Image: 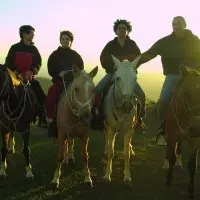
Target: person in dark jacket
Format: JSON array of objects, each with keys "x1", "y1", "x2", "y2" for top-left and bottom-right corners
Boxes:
[
  {"x1": 4, "y1": 25, "x2": 47, "y2": 126},
  {"x1": 45, "y1": 30, "x2": 84, "y2": 126},
  {"x1": 137, "y1": 16, "x2": 200, "y2": 145},
  {"x1": 95, "y1": 19, "x2": 146, "y2": 128}
]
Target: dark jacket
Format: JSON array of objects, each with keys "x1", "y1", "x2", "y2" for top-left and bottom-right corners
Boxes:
[
  {"x1": 147, "y1": 29, "x2": 200, "y2": 75},
  {"x1": 47, "y1": 47, "x2": 84, "y2": 82},
  {"x1": 100, "y1": 37, "x2": 141, "y2": 73},
  {"x1": 5, "y1": 41, "x2": 42, "y2": 73}
]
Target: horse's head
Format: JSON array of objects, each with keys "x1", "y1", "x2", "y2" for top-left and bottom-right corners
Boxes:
[
  {"x1": 112, "y1": 55, "x2": 140, "y2": 113},
  {"x1": 69, "y1": 65, "x2": 98, "y2": 120},
  {"x1": 179, "y1": 66, "x2": 200, "y2": 117},
  {"x1": 0, "y1": 64, "x2": 10, "y2": 100}
]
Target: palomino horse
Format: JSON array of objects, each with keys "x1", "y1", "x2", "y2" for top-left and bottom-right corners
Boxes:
[
  {"x1": 52, "y1": 65, "x2": 98, "y2": 188},
  {"x1": 0, "y1": 65, "x2": 36, "y2": 179},
  {"x1": 164, "y1": 66, "x2": 200, "y2": 199},
  {"x1": 103, "y1": 55, "x2": 141, "y2": 186}
]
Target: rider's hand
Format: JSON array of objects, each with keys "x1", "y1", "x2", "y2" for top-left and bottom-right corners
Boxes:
[
  {"x1": 32, "y1": 68, "x2": 38, "y2": 75},
  {"x1": 59, "y1": 71, "x2": 66, "y2": 77}
]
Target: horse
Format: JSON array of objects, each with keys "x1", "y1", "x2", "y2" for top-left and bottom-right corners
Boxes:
[
  {"x1": 0, "y1": 65, "x2": 36, "y2": 179},
  {"x1": 164, "y1": 66, "x2": 200, "y2": 199},
  {"x1": 51, "y1": 65, "x2": 98, "y2": 188},
  {"x1": 7, "y1": 102, "x2": 47, "y2": 154},
  {"x1": 102, "y1": 55, "x2": 141, "y2": 186}
]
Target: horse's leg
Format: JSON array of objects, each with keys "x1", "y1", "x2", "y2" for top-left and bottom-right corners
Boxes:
[
  {"x1": 129, "y1": 143, "x2": 135, "y2": 156},
  {"x1": 81, "y1": 135, "x2": 92, "y2": 187},
  {"x1": 103, "y1": 126, "x2": 116, "y2": 183},
  {"x1": 52, "y1": 128, "x2": 66, "y2": 188},
  {"x1": 22, "y1": 131, "x2": 34, "y2": 179},
  {"x1": 0, "y1": 128, "x2": 9, "y2": 177},
  {"x1": 64, "y1": 138, "x2": 75, "y2": 165},
  {"x1": 8, "y1": 132, "x2": 15, "y2": 154},
  {"x1": 175, "y1": 140, "x2": 182, "y2": 169},
  {"x1": 103, "y1": 128, "x2": 109, "y2": 162},
  {"x1": 165, "y1": 140, "x2": 177, "y2": 186},
  {"x1": 123, "y1": 130, "x2": 132, "y2": 186},
  {"x1": 187, "y1": 148, "x2": 198, "y2": 199}
]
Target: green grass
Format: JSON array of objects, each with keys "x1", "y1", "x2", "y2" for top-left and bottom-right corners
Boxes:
[{"x1": 0, "y1": 104, "x2": 200, "y2": 200}]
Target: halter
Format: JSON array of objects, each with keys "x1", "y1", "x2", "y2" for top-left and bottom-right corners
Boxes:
[
  {"x1": 62, "y1": 71, "x2": 94, "y2": 118},
  {"x1": 171, "y1": 78, "x2": 200, "y2": 134}
]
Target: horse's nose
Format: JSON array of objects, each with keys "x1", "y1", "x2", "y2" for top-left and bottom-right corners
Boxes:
[
  {"x1": 122, "y1": 101, "x2": 133, "y2": 113},
  {"x1": 79, "y1": 107, "x2": 91, "y2": 118}
]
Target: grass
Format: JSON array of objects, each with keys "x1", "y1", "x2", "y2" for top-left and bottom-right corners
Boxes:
[{"x1": 0, "y1": 104, "x2": 200, "y2": 200}]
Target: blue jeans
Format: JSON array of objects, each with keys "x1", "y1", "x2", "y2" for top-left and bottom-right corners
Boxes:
[
  {"x1": 95, "y1": 73, "x2": 146, "y2": 117},
  {"x1": 158, "y1": 74, "x2": 181, "y2": 121},
  {"x1": 95, "y1": 73, "x2": 114, "y2": 94}
]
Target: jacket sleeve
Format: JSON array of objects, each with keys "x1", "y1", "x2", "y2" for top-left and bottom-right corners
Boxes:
[
  {"x1": 137, "y1": 39, "x2": 161, "y2": 67},
  {"x1": 100, "y1": 42, "x2": 115, "y2": 73},
  {"x1": 73, "y1": 51, "x2": 84, "y2": 70},
  {"x1": 32, "y1": 47, "x2": 42, "y2": 72},
  {"x1": 4, "y1": 45, "x2": 17, "y2": 71},
  {"x1": 47, "y1": 52, "x2": 59, "y2": 78}
]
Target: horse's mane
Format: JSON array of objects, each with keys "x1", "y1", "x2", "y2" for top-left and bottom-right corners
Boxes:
[{"x1": 185, "y1": 67, "x2": 200, "y2": 76}]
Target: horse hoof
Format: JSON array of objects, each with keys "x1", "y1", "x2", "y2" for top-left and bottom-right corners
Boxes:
[
  {"x1": 26, "y1": 175, "x2": 34, "y2": 181},
  {"x1": 188, "y1": 196, "x2": 195, "y2": 200},
  {"x1": 124, "y1": 179, "x2": 132, "y2": 188},
  {"x1": 165, "y1": 180, "x2": 172, "y2": 187},
  {"x1": 84, "y1": 181, "x2": 93, "y2": 188},
  {"x1": 0, "y1": 174, "x2": 7, "y2": 180},
  {"x1": 68, "y1": 158, "x2": 75, "y2": 166},
  {"x1": 102, "y1": 177, "x2": 111, "y2": 184},
  {"x1": 8, "y1": 149, "x2": 15, "y2": 154},
  {"x1": 50, "y1": 181, "x2": 59, "y2": 190}
]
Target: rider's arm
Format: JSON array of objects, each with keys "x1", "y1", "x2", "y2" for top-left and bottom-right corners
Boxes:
[
  {"x1": 100, "y1": 42, "x2": 115, "y2": 73},
  {"x1": 31, "y1": 46, "x2": 42, "y2": 75},
  {"x1": 47, "y1": 52, "x2": 58, "y2": 79},
  {"x1": 137, "y1": 39, "x2": 162, "y2": 68},
  {"x1": 5, "y1": 45, "x2": 17, "y2": 72},
  {"x1": 73, "y1": 51, "x2": 84, "y2": 70}
]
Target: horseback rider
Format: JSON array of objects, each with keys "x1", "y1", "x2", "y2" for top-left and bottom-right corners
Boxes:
[
  {"x1": 4, "y1": 25, "x2": 47, "y2": 127},
  {"x1": 136, "y1": 16, "x2": 200, "y2": 145},
  {"x1": 45, "y1": 30, "x2": 84, "y2": 136},
  {"x1": 95, "y1": 19, "x2": 146, "y2": 128}
]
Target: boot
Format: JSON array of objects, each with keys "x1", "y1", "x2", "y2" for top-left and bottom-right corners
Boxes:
[{"x1": 47, "y1": 119, "x2": 58, "y2": 139}]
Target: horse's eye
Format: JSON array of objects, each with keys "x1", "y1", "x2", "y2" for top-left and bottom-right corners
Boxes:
[{"x1": 75, "y1": 88, "x2": 79, "y2": 92}]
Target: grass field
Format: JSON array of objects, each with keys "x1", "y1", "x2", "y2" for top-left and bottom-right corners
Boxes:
[{"x1": 0, "y1": 103, "x2": 200, "y2": 200}]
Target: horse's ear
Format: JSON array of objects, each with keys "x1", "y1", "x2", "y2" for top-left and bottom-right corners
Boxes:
[
  {"x1": 132, "y1": 55, "x2": 141, "y2": 69},
  {"x1": 112, "y1": 55, "x2": 120, "y2": 68},
  {"x1": 89, "y1": 66, "x2": 98, "y2": 78},
  {"x1": 180, "y1": 65, "x2": 190, "y2": 77},
  {"x1": 72, "y1": 64, "x2": 81, "y2": 77}
]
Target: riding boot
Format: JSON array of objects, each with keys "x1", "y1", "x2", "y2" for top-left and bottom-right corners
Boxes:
[{"x1": 48, "y1": 119, "x2": 58, "y2": 139}]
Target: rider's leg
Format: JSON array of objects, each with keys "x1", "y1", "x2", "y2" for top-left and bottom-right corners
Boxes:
[
  {"x1": 157, "y1": 74, "x2": 181, "y2": 145},
  {"x1": 134, "y1": 83, "x2": 146, "y2": 126}
]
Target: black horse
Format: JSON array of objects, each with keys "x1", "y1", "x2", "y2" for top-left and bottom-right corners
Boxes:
[{"x1": 0, "y1": 65, "x2": 36, "y2": 179}]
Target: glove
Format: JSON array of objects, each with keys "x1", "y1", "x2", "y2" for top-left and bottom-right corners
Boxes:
[{"x1": 59, "y1": 71, "x2": 66, "y2": 77}]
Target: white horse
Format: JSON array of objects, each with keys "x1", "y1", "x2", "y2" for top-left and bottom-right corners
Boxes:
[{"x1": 103, "y1": 55, "x2": 141, "y2": 186}]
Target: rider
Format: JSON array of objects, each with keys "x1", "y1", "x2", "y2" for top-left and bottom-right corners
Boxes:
[
  {"x1": 136, "y1": 16, "x2": 200, "y2": 145},
  {"x1": 4, "y1": 25, "x2": 47, "y2": 126},
  {"x1": 45, "y1": 30, "x2": 84, "y2": 136},
  {"x1": 95, "y1": 19, "x2": 146, "y2": 128}
]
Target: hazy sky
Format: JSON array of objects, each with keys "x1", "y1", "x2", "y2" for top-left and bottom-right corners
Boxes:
[{"x1": 0, "y1": 0, "x2": 199, "y2": 78}]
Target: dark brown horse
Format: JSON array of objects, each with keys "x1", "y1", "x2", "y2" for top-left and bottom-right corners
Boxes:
[
  {"x1": 164, "y1": 66, "x2": 200, "y2": 199},
  {"x1": 0, "y1": 65, "x2": 36, "y2": 179}
]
